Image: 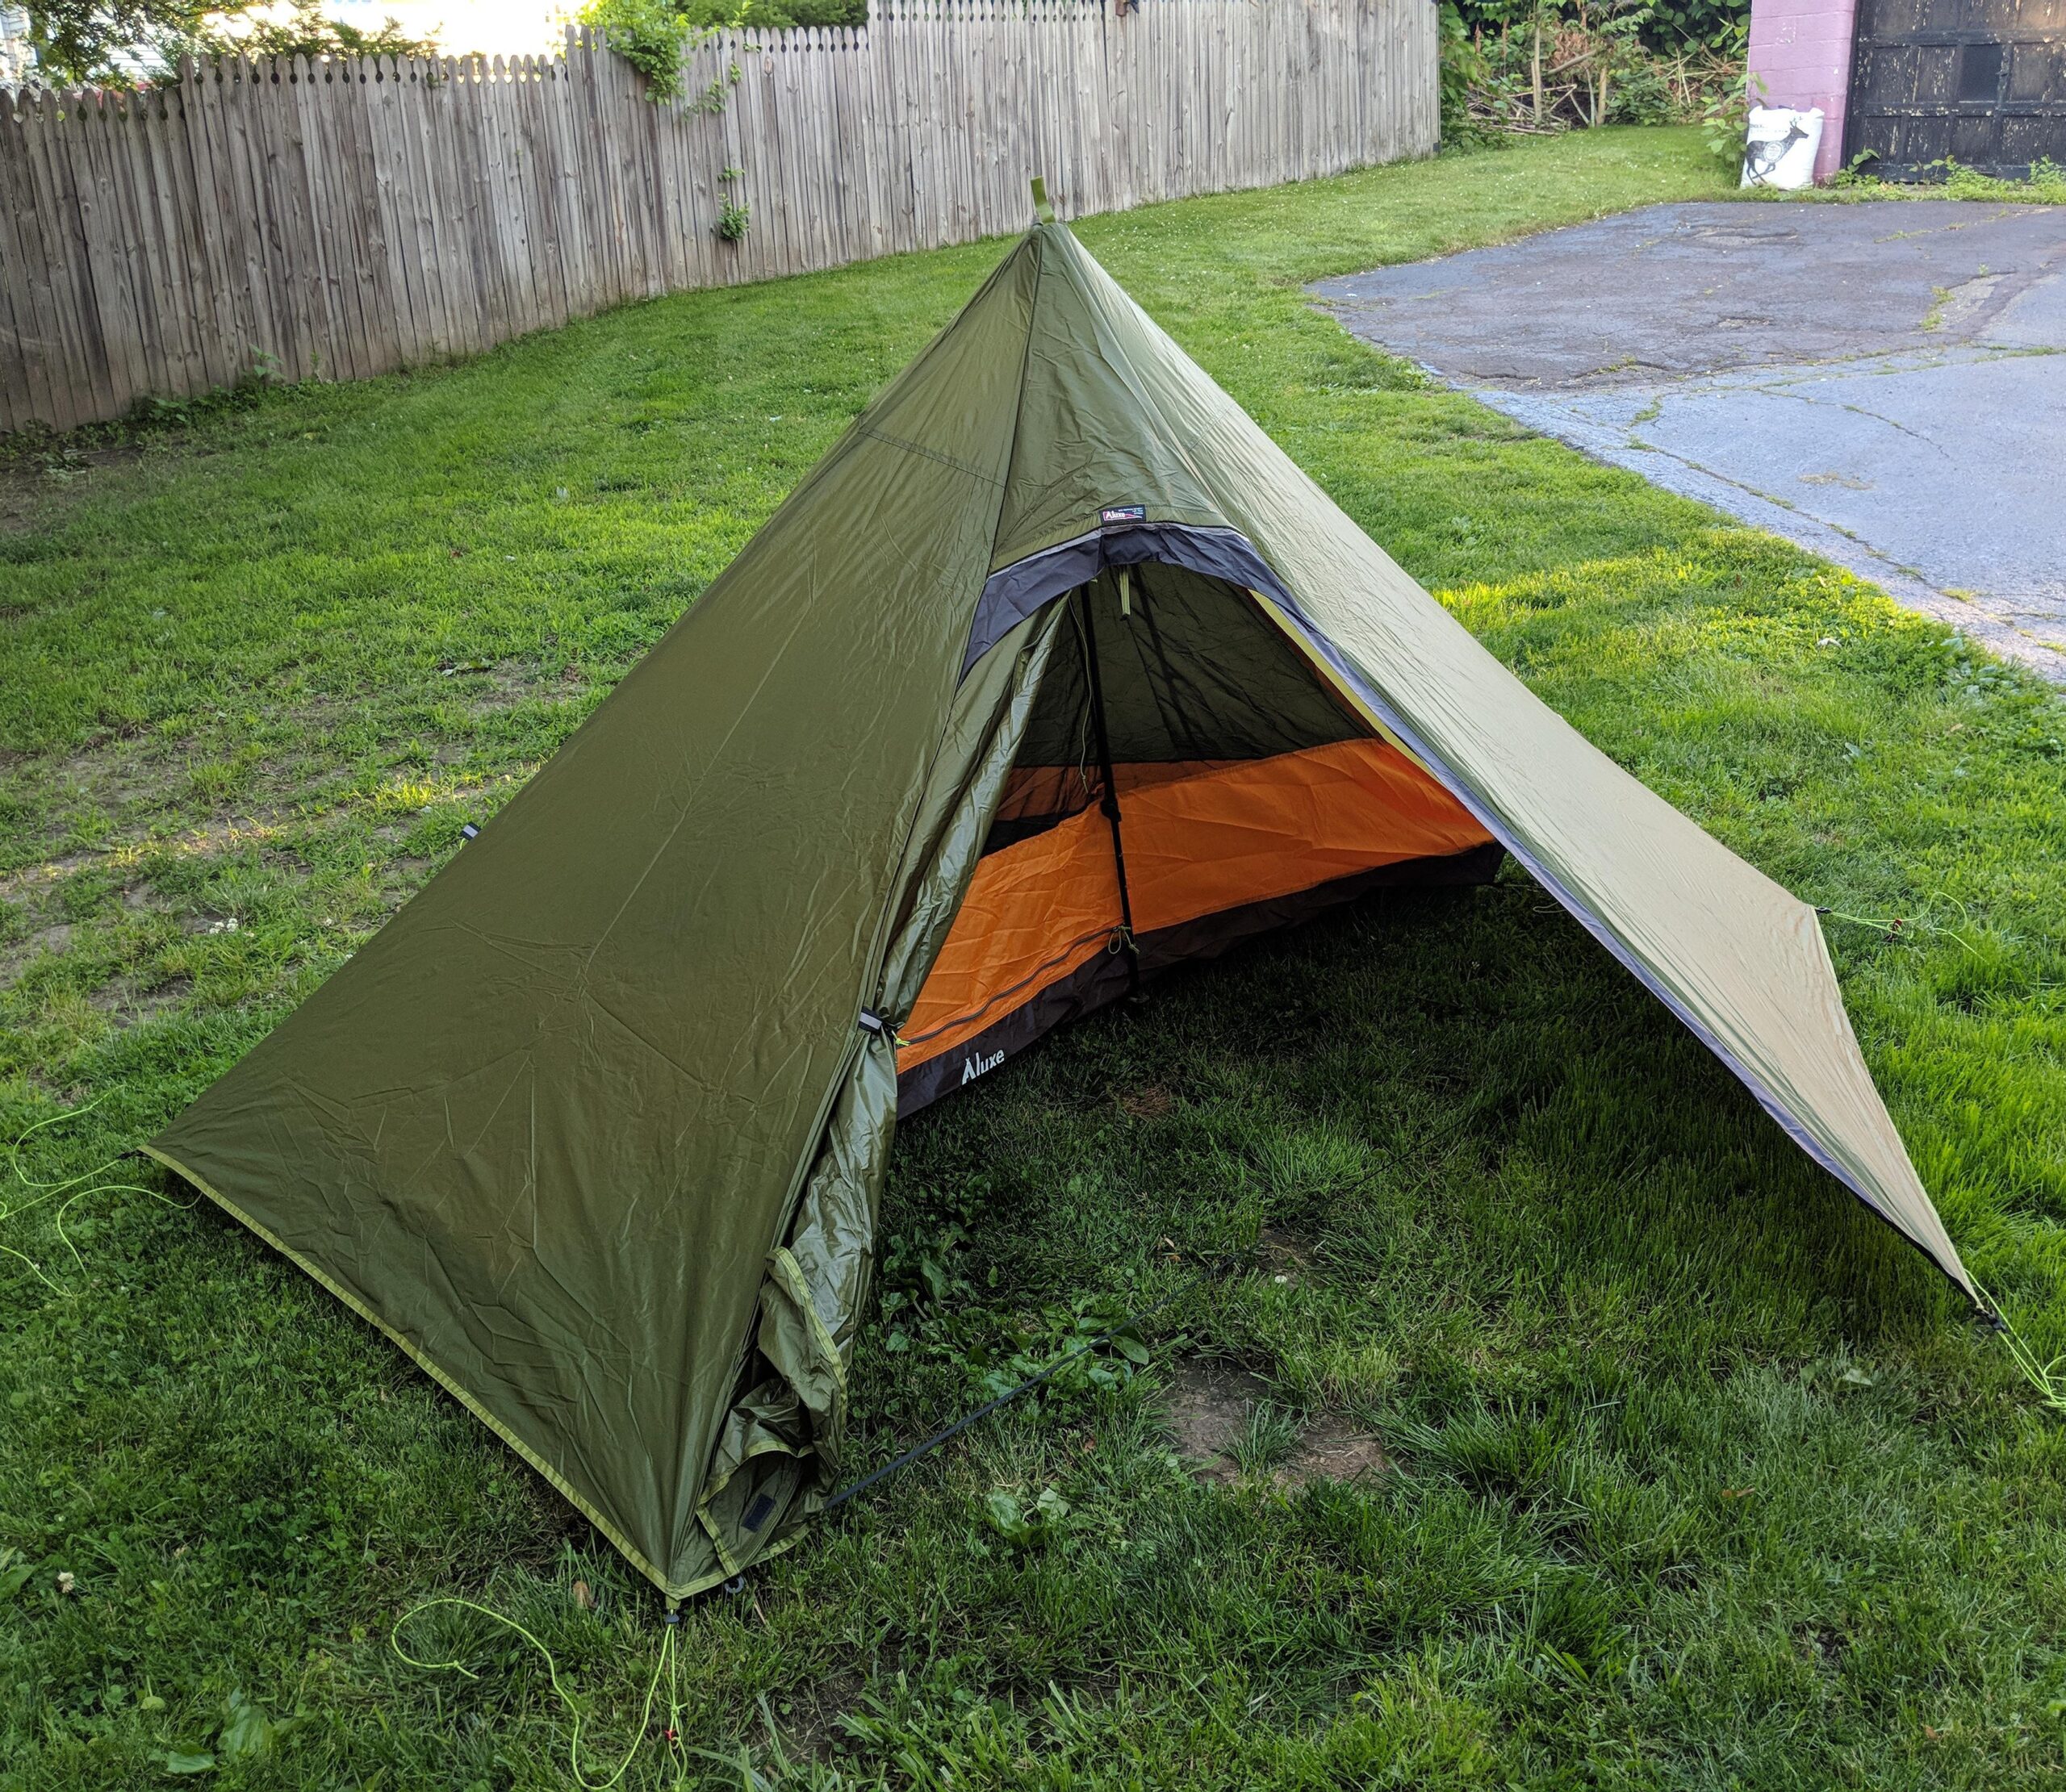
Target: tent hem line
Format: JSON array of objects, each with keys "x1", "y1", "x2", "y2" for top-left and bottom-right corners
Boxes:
[
  {"x1": 134, "y1": 1141, "x2": 709, "y2": 1602},
  {"x1": 1250, "y1": 604, "x2": 1988, "y2": 1316}
]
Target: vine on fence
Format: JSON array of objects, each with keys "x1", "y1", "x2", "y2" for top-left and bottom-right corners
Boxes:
[
  {"x1": 576, "y1": 0, "x2": 859, "y2": 103},
  {"x1": 692, "y1": 61, "x2": 743, "y2": 113},
  {"x1": 717, "y1": 165, "x2": 751, "y2": 240},
  {"x1": 577, "y1": 0, "x2": 713, "y2": 102}
]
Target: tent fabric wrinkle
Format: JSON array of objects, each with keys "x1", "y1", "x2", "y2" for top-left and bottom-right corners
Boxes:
[{"x1": 148, "y1": 215, "x2": 1978, "y2": 1605}]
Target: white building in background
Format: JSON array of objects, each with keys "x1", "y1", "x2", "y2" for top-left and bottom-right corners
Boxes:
[
  {"x1": 1, "y1": 3, "x2": 36, "y2": 86},
  {"x1": 0, "y1": 0, "x2": 571, "y2": 85},
  {"x1": 323, "y1": 0, "x2": 571, "y2": 56}
]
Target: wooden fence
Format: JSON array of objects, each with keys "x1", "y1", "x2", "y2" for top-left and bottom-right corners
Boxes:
[{"x1": 0, "y1": 0, "x2": 1437, "y2": 434}]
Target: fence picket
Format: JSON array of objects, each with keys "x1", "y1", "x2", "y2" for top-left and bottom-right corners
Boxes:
[
  {"x1": 0, "y1": 90, "x2": 51, "y2": 428},
  {"x1": 1, "y1": 0, "x2": 1431, "y2": 432}
]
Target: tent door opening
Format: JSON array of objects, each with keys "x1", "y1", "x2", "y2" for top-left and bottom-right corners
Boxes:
[{"x1": 893, "y1": 558, "x2": 1504, "y2": 1116}]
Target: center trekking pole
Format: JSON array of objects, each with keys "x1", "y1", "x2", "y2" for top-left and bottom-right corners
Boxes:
[{"x1": 1077, "y1": 580, "x2": 1142, "y2": 998}]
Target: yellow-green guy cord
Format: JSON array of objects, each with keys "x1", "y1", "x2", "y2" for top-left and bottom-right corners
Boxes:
[
  {"x1": 1817, "y1": 905, "x2": 1981, "y2": 956},
  {"x1": 1974, "y1": 1284, "x2": 2066, "y2": 1416},
  {"x1": 391, "y1": 1596, "x2": 683, "y2": 1791},
  {"x1": 2, "y1": 1096, "x2": 194, "y2": 1289}
]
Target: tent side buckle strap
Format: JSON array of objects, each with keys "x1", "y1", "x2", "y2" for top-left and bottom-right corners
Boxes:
[{"x1": 860, "y1": 1006, "x2": 910, "y2": 1049}]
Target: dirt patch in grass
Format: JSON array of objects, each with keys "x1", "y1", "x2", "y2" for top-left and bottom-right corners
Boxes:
[
  {"x1": 1796, "y1": 1623, "x2": 1846, "y2": 1671},
  {"x1": 0, "y1": 820, "x2": 292, "y2": 902},
  {"x1": 432, "y1": 657, "x2": 567, "y2": 716},
  {"x1": 1281, "y1": 1412, "x2": 1388, "y2": 1485},
  {"x1": 1158, "y1": 1356, "x2": 1385, "y2": 1489},
  {"x1": 0, "y1": 850, "x2": 109, "y2": 903},
  {"x1": 0, "y1": 921, "x2": 74, "y2": 994},
  {"x1": 0, "y1": 732, "x2": 211, "y2": 881},
  {"x1": 772, "y1": 1666, "x2": 866, "y2": 1765},
  {"x1": 1161, "y1": 1357, "x2": 1275, "y2": 1485},
  {"x1": 1255, "y1": 1226, "x2": 1315, "y2": 1287},
  {"x1": 88, "y1": 971, "x2": 194, "y2": 1023},
  {"x1": 0, "y1": 441, "x2": 147, "y2": 534},
  {"x1": 18, "y1": 921, "x2": 72, "y2": 959},
  {"x1": 1116, "y1": 1083, "x2": 1175, "y2": 1121}
]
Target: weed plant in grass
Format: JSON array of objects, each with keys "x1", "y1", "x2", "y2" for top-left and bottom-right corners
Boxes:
[
  {"x1": 1808, "y1": 157, "x2": 2066, "y2": 204},
  {"x1": 3, "y1": 127, "x2": 2064, "y2": 1788}
]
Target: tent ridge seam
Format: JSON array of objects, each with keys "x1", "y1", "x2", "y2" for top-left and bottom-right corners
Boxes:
[
  {"x1": 701, "y1": 241, "x2": 1054, "y2": 1585},
  {"x1": 980, "y1": 230, "x2": 1054, "y2": 623}
]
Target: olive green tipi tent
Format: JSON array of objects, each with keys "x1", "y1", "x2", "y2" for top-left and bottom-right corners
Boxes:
[{"x1": 146, "y1": 207, "x2": 1977, "y2": 1602}]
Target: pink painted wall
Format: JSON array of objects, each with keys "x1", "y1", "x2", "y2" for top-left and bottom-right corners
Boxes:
[{"x1": 1747, "y1": 0, "x2": 1860, "y2": 178}]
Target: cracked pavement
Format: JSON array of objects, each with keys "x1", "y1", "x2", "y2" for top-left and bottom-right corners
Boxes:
[{"x1": 1314, "y1": 201, "x2": 2066, "y2": 680}]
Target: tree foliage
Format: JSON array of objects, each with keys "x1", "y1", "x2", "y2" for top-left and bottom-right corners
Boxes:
[
  {"x1": 22, "y1": 0, "x2": 439, "y2": 85},
  {"x1": 577, "y1": 0, "x2": 862, "y2": 102},
  {"x1": 1448, "y1": 0, "x2": 1746, "y2": 55},
  {"x1": 210, "y1": 2, "x2": 440, "y2": 62},
  {"x1": 677, "y1": 0, "x2": 867, "y2": 25},
  {"x1": 21, "y1": 0, "x2": 240, "y2": 84}
]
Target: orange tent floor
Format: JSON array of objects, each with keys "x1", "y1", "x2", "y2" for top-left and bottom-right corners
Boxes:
[{"x1": 894, "y1": 737, "x2": 1499, "y2": 1114}]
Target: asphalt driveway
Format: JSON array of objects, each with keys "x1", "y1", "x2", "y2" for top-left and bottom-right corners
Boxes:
[{"x1": 1314, "y1": 201, "x2": 2066, "y2": 679}]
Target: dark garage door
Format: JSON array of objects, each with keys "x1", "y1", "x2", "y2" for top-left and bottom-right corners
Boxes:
[{"x1": 1846, "y1": 0, "x2": 2066, "y2": 178}]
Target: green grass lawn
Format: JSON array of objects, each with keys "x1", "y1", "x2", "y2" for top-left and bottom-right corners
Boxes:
[{"x1": 5, "y1": 125, "x2": 2066, "y2": 1789}]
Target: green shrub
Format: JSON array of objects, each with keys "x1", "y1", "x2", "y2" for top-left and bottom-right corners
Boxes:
[
  {"x1": 579, "y1": 0, "x2": 864, "y2": 100},
  {"x1": 1445, "y1": 1, "x2": 1746, "y2": 140},
  {"x1": 576, "y1": 0, "x2": 706, "y2": 99},
  {"x1": 1700, "y1": 31, "x2": 1759, "y2": 173},
  {"x1": 1450, "y1": 0, "x2": 1747, "y2": 56},
  {"x1": 1438, "y1": 3, "x2": 1512, "y2": 149},
  {"x1": 680, "y1": 0, "x2": 867, "y2": 24},
  {"x1": 1604, "y1": 43, "x2": 1677, "y2": 123}
]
